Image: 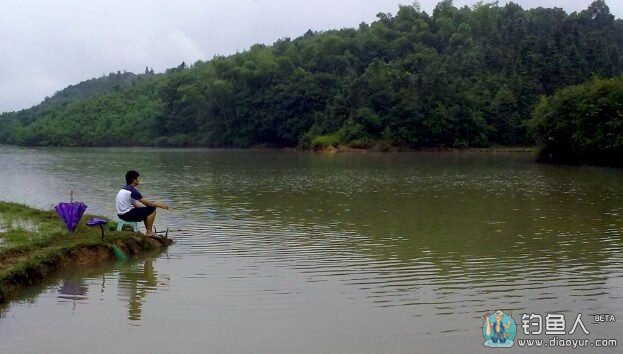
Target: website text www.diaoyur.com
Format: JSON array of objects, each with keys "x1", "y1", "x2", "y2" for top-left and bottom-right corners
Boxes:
[{"x1": 516, "y1": 337, "x2": 618, "y2": 349}]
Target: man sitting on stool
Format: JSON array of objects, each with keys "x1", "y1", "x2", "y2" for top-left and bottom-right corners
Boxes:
[{"x1": 116, "y1": 170, "x2": 169, "y2": 237}]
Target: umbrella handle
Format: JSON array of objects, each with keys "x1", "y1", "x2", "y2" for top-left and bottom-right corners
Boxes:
[
  {"x1": 69, "y1": 190, "x2": 74, "y2": 203},
  {"x1": 99, "y1": 224, "x2": 105, "y2": 241}
]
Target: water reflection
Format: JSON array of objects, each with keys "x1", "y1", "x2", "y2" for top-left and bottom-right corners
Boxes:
[
  {"x1": 0, "y1": 252, "x2": 169, "y2": 324},
  {"x1": 58, "y1": 279, "x2": 88, "y2": 310},
  {"x1": 0, "y1": 146, "x2": 622, "y2": 353},
  {"x1": 118, "y1": 257, "x2": 167, "y2": 321},
  {"x1": 158, "y1": 151, "x2": 623, "y2": 318}
]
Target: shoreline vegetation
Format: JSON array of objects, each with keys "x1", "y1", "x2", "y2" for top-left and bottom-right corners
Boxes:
[
  {"x1": 0, "y1": 1, "x2": 621, "y2": 167},
  {"x1": 529, "y1": 76, "x2": 623, "y2": 167},
  {"x1": 0, "y1": 202, "x2": 172, "y2": 304},
  {"x1": 307, "y1": 144, "x2": 537, "y2": 154}
]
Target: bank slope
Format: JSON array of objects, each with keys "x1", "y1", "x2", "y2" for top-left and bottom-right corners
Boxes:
[{"x1": 0, "y1": 202, "x2": 172, "y2": 304}]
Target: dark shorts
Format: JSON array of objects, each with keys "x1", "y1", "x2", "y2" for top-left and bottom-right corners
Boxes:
[{"x1": 118, "y1": 206, "x2": 155, "y2": 222}]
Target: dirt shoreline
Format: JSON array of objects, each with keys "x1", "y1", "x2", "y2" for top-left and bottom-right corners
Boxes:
[
  {"x1": 0, "y1": 234, "x2": 172, "y2": 304},
  {"x1": 1, "y1": 143, "x2": 541, "y2": 158},
  {"x1": 0, "y1": 234, "x2": 173, "y2": 304}
]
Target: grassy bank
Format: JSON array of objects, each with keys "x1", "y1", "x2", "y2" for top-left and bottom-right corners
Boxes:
[{"x1": 0, "y1": 201, "x2": 171, "y2": 303}]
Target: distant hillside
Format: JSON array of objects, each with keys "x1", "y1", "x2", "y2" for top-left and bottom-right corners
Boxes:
[
  {"x1": 41, "y1": 71, "x2": 141, "y2": 109},
  {"x1": 1, "y1": 71, "x2": 144, "y2": 121},
  {"x1": 1, "y1": 0, "x2": 622, "y2": 148}
]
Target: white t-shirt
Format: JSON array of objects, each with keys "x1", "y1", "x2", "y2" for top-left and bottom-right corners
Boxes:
[{"x1": 115, "y1": 185, "x2": 143, "y2": 215}]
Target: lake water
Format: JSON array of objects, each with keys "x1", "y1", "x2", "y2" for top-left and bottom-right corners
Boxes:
[{"x1": 0, "y1": 145, "x2": 621, "y2": 353}]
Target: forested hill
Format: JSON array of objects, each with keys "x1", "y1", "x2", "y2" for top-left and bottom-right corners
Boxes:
[
  {"x1": 4, "y1": 71, "x2": 142, "y2": 120},
  {"x1": 40, "y1": 71, "x2": 143, "y2": 108},
  {"x1": 0, "y1": 0, "x2": 622, "y2": 148},
  {"x1": 0, "y1": 70, "x2": 146, "y2": 141}
]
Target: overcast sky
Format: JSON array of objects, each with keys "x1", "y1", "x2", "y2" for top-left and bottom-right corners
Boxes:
[{"x1": 1, "y1": 0, "x2": 620, "y2": 113}]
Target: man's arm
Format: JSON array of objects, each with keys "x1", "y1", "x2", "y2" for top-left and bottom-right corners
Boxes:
[{"x1": 139, "y1": 198, "x2": 170, "y2": 210}]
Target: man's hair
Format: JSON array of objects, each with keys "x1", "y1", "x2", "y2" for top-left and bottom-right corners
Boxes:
[{"x1": 125, "y1": 170, "x2": 140, "y2": 185}]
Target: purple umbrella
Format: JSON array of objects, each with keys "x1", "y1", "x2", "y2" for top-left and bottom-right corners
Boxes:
[
  {"x1": 55, "y1": 191, "x2": 88, "y2": 233},
  {"x1": 87, "y1": 217, "x2": 107, "y2": 240}
]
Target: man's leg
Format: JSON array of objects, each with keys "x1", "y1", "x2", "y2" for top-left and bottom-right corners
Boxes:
[{"x1": 144, "y1": 208, "x2": 156, "y2": 236}]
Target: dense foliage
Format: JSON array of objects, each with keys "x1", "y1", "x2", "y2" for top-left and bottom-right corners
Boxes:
[
  {"x1": 528, "y1": 76, "x2": 623, "y2": 166},
  {"x1": 0, "y1": 0, "x2": 622, "y2": 149}
]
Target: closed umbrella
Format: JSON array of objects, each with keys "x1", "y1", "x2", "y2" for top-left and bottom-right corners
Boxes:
[{"x1": 55, "y1": 191, "x2": 88, "y2": 233}]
